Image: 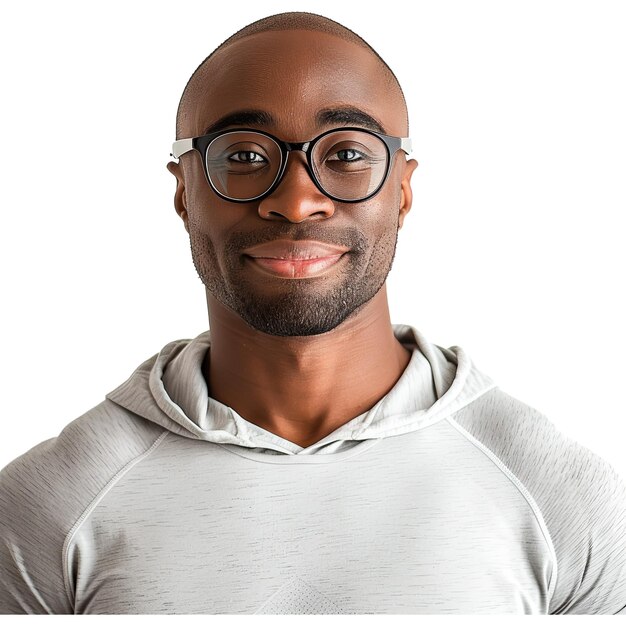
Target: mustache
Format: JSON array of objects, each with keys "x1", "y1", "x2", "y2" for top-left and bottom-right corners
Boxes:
[{"x1": 224, "y1": 224, "x2": 368, "y2": 255}]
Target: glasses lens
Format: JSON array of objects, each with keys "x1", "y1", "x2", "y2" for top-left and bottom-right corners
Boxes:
[
  {"x1": 206, "y1": 131, "x2": 282, "y2": 201},
  {"x1": 311, "y1": 130, "x2": 389, "y2": 201}
]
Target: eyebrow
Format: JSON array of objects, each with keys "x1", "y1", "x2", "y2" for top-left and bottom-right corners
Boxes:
[
  {"x1": 203, "y1": 110, "x2": 275, "y2": 135},
  {"x1": 201, "y1": 106, "x2": 387, "y2": 137},
  {"x1": 316, "y1": 107, "x2": 386, "y2": 134}
]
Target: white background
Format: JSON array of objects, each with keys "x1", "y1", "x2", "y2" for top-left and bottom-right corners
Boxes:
[{"x1": 0, "y1": 0, "x2": 624, "y2": 478}]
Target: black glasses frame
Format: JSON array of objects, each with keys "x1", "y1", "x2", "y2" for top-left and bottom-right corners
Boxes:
[{"x1": 170, "y1": 127, "x2": 412, "y2": 204}]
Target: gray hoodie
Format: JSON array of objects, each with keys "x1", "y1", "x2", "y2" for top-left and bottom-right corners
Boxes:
[{"x1": 1, "y1": 324, "x2": 625, "y2": 614}]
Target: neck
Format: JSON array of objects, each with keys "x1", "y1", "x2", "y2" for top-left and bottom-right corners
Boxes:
[{"x1": 202, "y1": 285, "x2": 412, "y2": 448}]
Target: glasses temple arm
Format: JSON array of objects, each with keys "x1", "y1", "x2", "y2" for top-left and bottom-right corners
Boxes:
[{"x1": 170, "y1": 138, "x2": 194, "y2": 159}]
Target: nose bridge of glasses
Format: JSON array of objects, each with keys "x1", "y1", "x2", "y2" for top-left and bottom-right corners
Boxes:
[
  {"x1": 284, "y1": 140, "x2": 311, "y2": 153},
  {"x1": 272, "y1": 140, "x2": 327, "y2": 202},
  {"x1": 280, "y1": 141, "x2": 315, "y2": 178}
]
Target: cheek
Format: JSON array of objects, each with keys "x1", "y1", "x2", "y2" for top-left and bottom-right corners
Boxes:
[
  {"x1": 185, "y1": 178, "x2": 241, "y2": 238},
  {"x1": 359, "y1": 185, "x2": 402, "y2": 239},
  {"x1": 354, "y1": 185, "x2": 402, "y2": 273},
  {"x1": 184, "y1": 196, "x2": 226, "y2": 266}
]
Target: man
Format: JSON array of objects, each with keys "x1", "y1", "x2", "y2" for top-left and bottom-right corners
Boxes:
[{"x1": 1, "y1": 11, "x2": 625, "y2": 615}]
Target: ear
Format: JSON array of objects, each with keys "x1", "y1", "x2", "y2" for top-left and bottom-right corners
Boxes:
[
  {"x1": 398, "y1": 158, "x2": 418, "y2": 230},
  {"x1": 166, "y1": 161, "x2": 189, "y2": 233}
]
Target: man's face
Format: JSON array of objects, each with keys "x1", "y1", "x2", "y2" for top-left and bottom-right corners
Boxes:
[{"x1": 171, "y1": 29, "x2": 417, "y2": 336}]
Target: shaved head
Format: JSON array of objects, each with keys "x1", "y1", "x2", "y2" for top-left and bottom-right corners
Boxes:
[{"x1": 175, "y1": 11, "x2": 409, "y2": 140}]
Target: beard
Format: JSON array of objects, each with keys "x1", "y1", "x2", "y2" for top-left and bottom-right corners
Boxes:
[{"x1": 187, "y1": 219, "x2": 399, "y2": 337}]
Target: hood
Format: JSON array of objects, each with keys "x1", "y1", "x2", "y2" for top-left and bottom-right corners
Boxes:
[{"x1": 105, "y1": 324, "x2": 496, "y2": 456}]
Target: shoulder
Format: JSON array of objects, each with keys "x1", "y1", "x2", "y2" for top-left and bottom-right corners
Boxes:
[
  {"x1": 1, "y1": 398, "x2": 166, "y2": 520},
  {"x1": 0, "y1": 399, "x2": 166, "y2": 613},
  {"x1": 450, "y1": 387, "x2": 623, "y2": 506},
  {"x1": 451, "y1": 386, "x2": 626, "y2": 614}
]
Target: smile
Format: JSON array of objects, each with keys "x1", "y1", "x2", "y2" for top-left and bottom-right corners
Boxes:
[{"x1": 244, "y1": 253, "x2": 347, "y2": 279}]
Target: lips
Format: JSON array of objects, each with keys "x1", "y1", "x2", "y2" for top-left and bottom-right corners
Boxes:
[
  {"x1": 242, "y1": 239, "x2": 350, "y2": 260},
  {"x1": 243, "y1": 239, "x2": 350, "y2": 279}
]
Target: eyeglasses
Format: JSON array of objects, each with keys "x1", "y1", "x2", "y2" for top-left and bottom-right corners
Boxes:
[{"x1": 170, "y1": 127, "x2": 412, "y2": 203}]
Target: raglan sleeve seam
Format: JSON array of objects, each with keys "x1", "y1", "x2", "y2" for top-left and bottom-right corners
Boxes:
[
  {"x1": 446, "y1": 416, "x2": 559, "y2": 608},
  {"x1": 61, "y1": 430, "x2": 170, "y2": 609}
]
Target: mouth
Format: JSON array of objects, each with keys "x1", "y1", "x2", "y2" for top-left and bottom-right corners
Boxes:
[
  {"x1": 242, "y1": 238, "x2": 350, "y2": 279},
  {"x1": 244, "y1": 253, "x2": 348, "y2": 279}
]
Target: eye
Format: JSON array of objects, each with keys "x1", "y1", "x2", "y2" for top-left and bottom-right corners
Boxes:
[
  {"x1": 326, "y1": 148, "x2": 364, "y2": 162},
  {"x1": 228, "y1": 151, "x2": 267, "y2": 163}
]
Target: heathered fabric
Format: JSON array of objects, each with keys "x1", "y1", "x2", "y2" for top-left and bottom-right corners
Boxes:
[{"x1": 1, "y1": 324, "x2": 625, "y2": 614}]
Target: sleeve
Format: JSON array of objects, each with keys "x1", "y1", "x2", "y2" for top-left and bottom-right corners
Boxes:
[
  {"x1": 0, "y1": 400, "x2": 167, "y2": 615},
  {"x1": 452, "y1": 387, "x2": 626, "y2": 614},
  {"x1": 0, "y1": 439, "x2": 74, "y2": 614},
  {"x1": 546, "y1": 442, "x2": 626, "y2": 615}
]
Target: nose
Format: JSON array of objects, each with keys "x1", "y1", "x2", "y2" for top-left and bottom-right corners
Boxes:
[{"x1": 257, "y1": 153, "x2": 335, "y2": 222}]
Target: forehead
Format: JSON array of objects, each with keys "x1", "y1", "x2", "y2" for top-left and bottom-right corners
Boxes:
[{"x1": 183, "y1": 29, "x2": 406, "y2": 139}]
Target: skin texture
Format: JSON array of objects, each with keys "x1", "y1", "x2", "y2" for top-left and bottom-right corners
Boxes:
[{"x1": 167, "y1": 29, "x2": 418, "y2": 448}]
